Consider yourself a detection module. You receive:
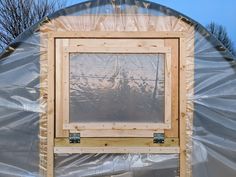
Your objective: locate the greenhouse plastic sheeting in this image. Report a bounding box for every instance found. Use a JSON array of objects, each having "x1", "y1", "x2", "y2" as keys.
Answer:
[
  {"x1": 0, "y1": 0, "x2": 235, "y2": 177},
  {"x1": 55, "y1": 154, "x2": 179, "y2": 177},
  {"x1": 69, "y1": 53, "x2": 165, "y2": 123}
]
